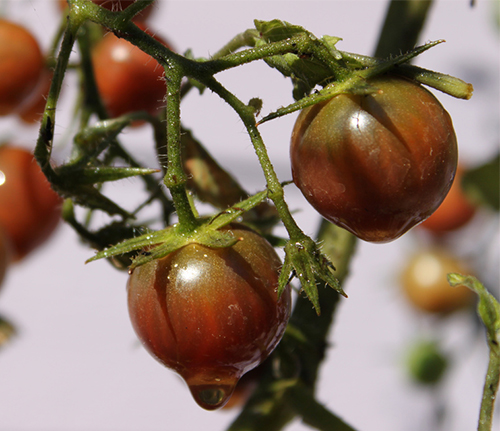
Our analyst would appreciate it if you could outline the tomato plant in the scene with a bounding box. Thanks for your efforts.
[0,19,44,116]
[420,166,477,233]
[58,0,154,20]
[127,225,291,410]
[401,249,474,314]
[0,145,62,261]
[91,24,172,120]
[290,75,458,243]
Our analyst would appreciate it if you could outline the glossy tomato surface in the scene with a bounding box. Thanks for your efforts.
[290,75,458,243]
[0,19,44,116]
[0,145,62,261]
[127,225,291,410]
[401,249,474,314]
[92,24,171,120]
[420,166,476,233]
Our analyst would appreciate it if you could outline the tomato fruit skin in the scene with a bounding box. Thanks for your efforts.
[92,25,171,120]
[0,145,62,261]
[0,19,44,116]
[401,249,474,314]
[127,225,291,410]
[420,166,476,233]
[290,76,458,243]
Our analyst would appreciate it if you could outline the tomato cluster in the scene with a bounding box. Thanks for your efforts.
[291,75,458,243]
[127,225,291,410]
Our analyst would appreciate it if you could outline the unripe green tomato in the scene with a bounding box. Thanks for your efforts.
[406,340,448,385]
[127,225,291,410]
[290,75,458,243]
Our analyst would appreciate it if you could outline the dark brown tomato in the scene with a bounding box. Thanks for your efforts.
[290,75,458,243]
[127,225,291,410]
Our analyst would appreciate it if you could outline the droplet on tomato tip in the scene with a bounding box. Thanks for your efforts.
[188,382,237,410]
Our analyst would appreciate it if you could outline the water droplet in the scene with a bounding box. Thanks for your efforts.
[188,382,237,410]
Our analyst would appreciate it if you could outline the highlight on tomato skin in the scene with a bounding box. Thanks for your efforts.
[91,23,172,121]
[400,249,475,314]
[419,166,477,234]
[290,75,458,243]
[127,224,292,410]
[0,145,62,261]
[0,19,44,116]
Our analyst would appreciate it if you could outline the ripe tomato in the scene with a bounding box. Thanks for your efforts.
[419,166,476,233]
[57,0,154,21]
[290,75,458,243]
[0,145,62,261]
[401,249,474,314]
[0,19,44,116]
[127,225,291,410]
[92,25,171,120]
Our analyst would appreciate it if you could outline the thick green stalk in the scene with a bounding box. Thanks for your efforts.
[374,0,433,58]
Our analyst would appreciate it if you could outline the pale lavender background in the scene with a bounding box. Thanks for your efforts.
[0,1,498,430]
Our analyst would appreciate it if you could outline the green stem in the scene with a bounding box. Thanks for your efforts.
[200,76,304,240]
[162,67,199,231]
[34,13,81,183]
[374,0,434,58]
[478,340,500,431]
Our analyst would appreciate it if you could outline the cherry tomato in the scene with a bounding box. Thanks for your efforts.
[401,249,474,314]
[127,225,291,410]
[0,19,44,116]
[57,0,154,21]
[0,145,62,261]
[290,75,458,243]
[420,166,476,233]
[406,340,448,385]
[92,25,171,120]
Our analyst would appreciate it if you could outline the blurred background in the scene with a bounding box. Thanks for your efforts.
[0,1,498,430]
